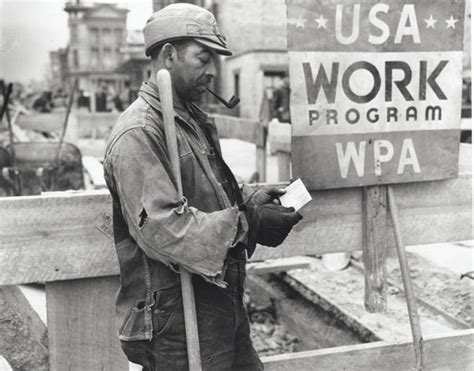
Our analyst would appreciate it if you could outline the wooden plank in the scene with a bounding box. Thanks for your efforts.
[0,172,471,285]
[268,120,291,153]
[46,276,128,371]
[362,186,388,312]
[256,145,266,182]
[0,287,49,370]
[252,172,472,261]
[212,114,262,145]
[276,151,291,181]
[0,190,116,285]
[262,329,474,371]
[255,123,267,182]
[16,112,65,132]
[247,256,313,274]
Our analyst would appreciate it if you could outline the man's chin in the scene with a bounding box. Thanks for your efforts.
[189,91,205,103]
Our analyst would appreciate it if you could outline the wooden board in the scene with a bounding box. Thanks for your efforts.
[247,256,313,274]
[252,173,472,261]
[262,329,474,370]
[362,186,388,312]
[212,114,264,146]
[0,190,116,285]
[287,0,465,189]
[0,172,471,285]
[46,276,128,371]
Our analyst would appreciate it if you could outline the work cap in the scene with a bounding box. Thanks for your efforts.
[143,3,232,57]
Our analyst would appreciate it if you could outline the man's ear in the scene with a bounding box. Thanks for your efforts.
[162,43,177,68]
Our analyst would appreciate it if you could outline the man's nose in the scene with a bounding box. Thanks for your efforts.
[205,57,217,78]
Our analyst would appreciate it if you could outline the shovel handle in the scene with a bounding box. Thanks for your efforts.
[156,69,202,371]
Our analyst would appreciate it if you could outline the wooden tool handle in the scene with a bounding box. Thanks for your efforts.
[156,69,202,371]
[156,70,183,197]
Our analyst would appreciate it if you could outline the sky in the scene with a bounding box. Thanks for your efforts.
[0,0,152,84]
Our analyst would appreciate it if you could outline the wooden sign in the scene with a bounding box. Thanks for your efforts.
[287,0,465,189]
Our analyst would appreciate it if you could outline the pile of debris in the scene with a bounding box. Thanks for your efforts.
[246,298,299,356]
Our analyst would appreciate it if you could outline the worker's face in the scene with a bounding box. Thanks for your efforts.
[171,41,217,103]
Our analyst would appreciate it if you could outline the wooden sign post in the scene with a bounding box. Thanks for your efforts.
[286,0,466,368]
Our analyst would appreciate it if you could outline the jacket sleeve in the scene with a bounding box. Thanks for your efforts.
[105,127,247,280]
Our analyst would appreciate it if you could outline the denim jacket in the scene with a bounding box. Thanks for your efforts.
[103,81,249,341]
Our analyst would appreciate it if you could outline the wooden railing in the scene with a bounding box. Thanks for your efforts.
[0,170,472,369]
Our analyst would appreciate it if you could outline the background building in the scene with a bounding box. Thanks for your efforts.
[217,0,288,119]
[50,0,470,120]
[149,0,289,119]
[64,1,129,111]
[49,48,69,92]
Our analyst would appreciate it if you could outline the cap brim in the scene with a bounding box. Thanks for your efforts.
[194,38,233,56]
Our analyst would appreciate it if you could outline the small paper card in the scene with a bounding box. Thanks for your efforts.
[279,178,312,211]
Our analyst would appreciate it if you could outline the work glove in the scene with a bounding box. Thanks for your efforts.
[246,186,286,206]
[242,203,302,249]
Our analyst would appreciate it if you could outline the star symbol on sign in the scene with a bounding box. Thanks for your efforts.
[315,15,328,29]
[445,15,458,29]
[424,15,437,28]
[295,15,307,29]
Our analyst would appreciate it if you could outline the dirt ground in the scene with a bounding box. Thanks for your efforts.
[247,244,473,357]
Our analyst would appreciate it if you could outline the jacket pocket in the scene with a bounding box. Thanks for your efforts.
[118,300,151,341]
[152,284,182,336]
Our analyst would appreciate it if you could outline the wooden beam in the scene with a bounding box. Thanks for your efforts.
[247,256,313,275]
[261,329,474,371]
[362,186,388,312]
[252,173,472,261]
[276,151,291,181]
[0,174,471,285]
[0,190,116,285]
[46,276,128,371]
[212,114,263,145]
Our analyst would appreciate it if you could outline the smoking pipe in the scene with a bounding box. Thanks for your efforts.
[206,87,240,109]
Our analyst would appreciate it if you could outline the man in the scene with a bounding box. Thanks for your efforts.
[271,74,291,123]
[103,4,302,370]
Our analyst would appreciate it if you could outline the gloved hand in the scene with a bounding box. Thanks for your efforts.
[242,203,302,248]
[247,186,286,206]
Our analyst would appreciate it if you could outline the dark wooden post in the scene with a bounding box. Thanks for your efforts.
[362,185,388,312]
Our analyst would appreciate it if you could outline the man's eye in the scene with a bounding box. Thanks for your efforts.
[199,57,210,64]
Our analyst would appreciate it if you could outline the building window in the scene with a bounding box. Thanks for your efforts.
[103,48,113,68]
[114,28,123,45]
[234,72,240,97]
[73,50,79,68]
[90,28,99,45]
[91,47,99,68]
[263,71,286,99]
[71,24,78,43]
[102,28,112,46]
